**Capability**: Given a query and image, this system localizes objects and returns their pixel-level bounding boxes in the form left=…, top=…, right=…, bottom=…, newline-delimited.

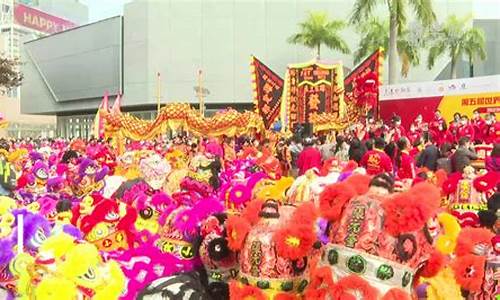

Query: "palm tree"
left=427, top=15, right=487, bottom=79
left=351, top=0, right=436, bottom=84
left=288, top=11, right=350, bottom=59
left=463, top=27, right=487, bottom=77
left=354, top=18, right=421, bottom=77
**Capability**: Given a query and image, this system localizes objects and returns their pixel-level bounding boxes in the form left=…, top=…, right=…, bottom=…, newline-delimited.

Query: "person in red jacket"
left=297, top=137, right=322, bottom=175
left=471, top=109, right=486, bottom=143
left=430, top=110, right=445, bottom=133
left=458, top=115, right=475, bottom=142
left=388, top=115, right=406, bottom=143
left=407, top=123, right=421, bottom=145
left=432, top=122, right=448, bottom=146
left=395, top=137, right=416, bottom=179
left=360, top=137, right=393, bottom=175
left=411, top=114, right=426, bottom=134
left=448, top=112, right=462, bottom=144
left=484, top=113, right=500, bottom=144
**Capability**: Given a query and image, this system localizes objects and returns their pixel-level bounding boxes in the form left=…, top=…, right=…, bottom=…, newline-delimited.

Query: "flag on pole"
left=250, top=56, right=284, bottom=129
left=344, top=48, right=384, bottom=117
left=93, top=91, right=109, bottom=138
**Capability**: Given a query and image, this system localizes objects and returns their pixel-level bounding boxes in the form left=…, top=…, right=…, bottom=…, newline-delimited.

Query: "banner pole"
left=157, top=72, right=161, bottom=114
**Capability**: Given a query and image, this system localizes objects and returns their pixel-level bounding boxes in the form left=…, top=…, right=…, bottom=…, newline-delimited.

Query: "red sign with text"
left=14, top=4, right=76, bottom=34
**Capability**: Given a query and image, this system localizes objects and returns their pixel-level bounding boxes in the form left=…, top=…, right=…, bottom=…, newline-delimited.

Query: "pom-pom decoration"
left=454, top=227, right=494, bottom=257
left=304, top=266, right=336, bottom=300
left=381, top=288, right=411, bottom=300
left=382, top=182, right=440, bottom=236
left=343, top=173, right=371, bottom=195
left=228, top=184, right=252, bottom=205
left=451, top=254, right=486, bottom=292
left=225, top=215, right=250, bottom=251
left=333, top=275, right=379, bottom=300
left=319, top=182, right=357, bottom=221
left=274, top=225, right=316, bottom=260
left=241, top=199, right=264, bottom=225
left=418, top=250, right=448, bottom=278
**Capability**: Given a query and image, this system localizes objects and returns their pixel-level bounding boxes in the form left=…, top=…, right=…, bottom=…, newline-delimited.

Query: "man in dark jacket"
left=451, top=136, right=478, bottom=173
left=416, top=133, right=439, bottom=171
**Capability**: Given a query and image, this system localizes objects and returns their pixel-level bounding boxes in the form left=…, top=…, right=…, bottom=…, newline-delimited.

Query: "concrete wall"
left=474, top=19, right=500, bottom=77
left=122, top=0, right=475, bottom=108
left=21, top=0, right=478, bottom=115
left=21, top=16, right=122, bottom=114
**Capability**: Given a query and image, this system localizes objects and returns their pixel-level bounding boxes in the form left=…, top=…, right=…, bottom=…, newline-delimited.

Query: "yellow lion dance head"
left=11, top=233, right=125, bottom=300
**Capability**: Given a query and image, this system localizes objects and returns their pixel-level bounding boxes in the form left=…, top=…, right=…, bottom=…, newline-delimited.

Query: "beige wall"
left=0, top=95, right=55, bottom=138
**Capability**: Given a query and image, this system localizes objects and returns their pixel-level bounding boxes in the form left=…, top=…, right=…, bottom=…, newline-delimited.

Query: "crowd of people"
left=283, top=110, right=500, bottom=180
left=0, top=110, right=497, bottom=300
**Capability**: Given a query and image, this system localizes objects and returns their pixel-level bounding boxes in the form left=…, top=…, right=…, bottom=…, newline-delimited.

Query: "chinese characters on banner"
left=285, top=62, right=344, bottom=129
left=251, top=56, right=284, bottom=129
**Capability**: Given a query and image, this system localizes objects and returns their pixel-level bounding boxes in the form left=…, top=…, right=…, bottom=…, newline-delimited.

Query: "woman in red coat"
left=448, top=112, right=462, bottom=144
left=396, top=137, right=416, bottom=180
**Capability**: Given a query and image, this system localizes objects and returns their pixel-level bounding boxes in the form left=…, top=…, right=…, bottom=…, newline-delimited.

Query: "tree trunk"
left=451, top=57, right=457, bottom=79
left=317, top=44, right=321, bottom=60
left=388, top=12, right=398, bottom=84
left=469, top=55, right=474, bottom=77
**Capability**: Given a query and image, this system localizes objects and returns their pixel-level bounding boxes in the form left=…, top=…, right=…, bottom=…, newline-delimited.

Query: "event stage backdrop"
left=379, top=75, right=500, bottom=128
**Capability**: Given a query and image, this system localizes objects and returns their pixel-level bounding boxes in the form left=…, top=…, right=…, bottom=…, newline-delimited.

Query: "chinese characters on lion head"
left=310, top=173, right=446, bottom=299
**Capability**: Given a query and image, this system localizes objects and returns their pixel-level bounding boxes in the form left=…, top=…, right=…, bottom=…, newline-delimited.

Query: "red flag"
left=344, top=48, right=384, bottom=117
left=251, top=56, right=284, bottom=129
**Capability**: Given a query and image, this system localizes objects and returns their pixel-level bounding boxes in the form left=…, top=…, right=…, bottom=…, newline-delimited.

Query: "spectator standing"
left=416, top=133, right=439, bottom=171
left=458, top=115, right=475, bottom=143
left=396, top=137, right=416, bottom=179
left=360, top=137, right=393, bottom=175
left=485, top=143, right=500, bottom=172
left=297, top=137, right=321, bottom=175
left=288, top=138, right=303, bottom=177
left=348, top=138, right=367, bottom=163
left=471, top=109, right=486, bottom=144
left=436, top=142, right=453, bottom=174
left=318, top=135, right=335, bottom=161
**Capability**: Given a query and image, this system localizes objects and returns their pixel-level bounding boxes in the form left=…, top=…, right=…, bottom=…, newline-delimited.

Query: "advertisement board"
left=379, top=75, right=500, bottom=128
left=14, top=4, right=76, bottom=35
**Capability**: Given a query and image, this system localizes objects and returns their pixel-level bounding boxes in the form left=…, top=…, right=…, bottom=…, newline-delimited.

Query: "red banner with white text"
left=14, top=4, right=76, bottom=35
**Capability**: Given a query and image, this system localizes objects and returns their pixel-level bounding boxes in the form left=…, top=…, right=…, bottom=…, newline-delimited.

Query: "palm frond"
left=427, top=14, right=486, bottom=70
left=350, top=0, right=379, bottom=24
left=325, top=33, right=351, bottom=54
left=353, top=17, right=388, bottom=63
left=427, top=42, right=446, bottom=69
left=288, top=11, right=350, bottom=56
left=463, top=27, right=487, bottom=61
left=410, top=0, right=436, bottom=27
left=389, top=0, right=407, bottom=33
